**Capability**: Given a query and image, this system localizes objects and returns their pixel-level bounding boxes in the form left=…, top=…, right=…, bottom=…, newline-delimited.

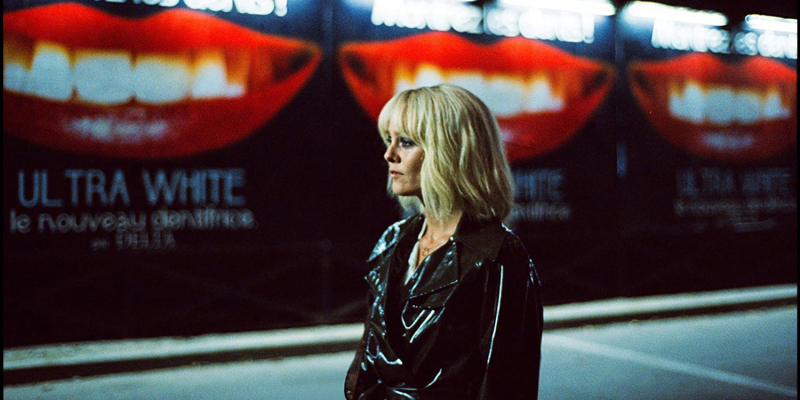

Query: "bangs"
left=377, top=90, right=425, bottom=144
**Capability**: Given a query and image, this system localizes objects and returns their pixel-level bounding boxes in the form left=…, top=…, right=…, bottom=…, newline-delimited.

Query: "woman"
left=345, top=84, right=543, bottom=400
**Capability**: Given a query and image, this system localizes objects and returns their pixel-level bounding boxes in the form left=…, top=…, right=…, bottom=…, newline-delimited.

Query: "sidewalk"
left=4, top=284, right=796, bottom=385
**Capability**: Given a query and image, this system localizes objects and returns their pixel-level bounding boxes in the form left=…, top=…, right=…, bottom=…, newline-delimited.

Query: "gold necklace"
left=420, top=236, right=448, bottom=257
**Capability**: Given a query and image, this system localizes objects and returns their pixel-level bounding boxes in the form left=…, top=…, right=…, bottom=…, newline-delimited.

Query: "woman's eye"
left=399, top=138, right=416, bottom=148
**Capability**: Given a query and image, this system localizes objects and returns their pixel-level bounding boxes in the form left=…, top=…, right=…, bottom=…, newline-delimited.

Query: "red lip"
left=338, top=32, right=614, bottom=162
left=629, top=53, right=797, bottom=162
left=3, top=3, right=322, bottom=158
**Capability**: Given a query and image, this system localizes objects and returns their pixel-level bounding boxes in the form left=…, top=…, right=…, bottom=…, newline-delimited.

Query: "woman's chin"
left=391, top=187, right=421, bottom=198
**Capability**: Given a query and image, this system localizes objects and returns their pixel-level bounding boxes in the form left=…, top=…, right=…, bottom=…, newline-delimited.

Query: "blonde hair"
left=377, top=84, right=514, bottom=223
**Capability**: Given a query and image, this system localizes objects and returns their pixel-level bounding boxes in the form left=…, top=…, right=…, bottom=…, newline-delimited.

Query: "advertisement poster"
left=333, top=0, right=619, bottom=302
left=616, top=4, right=797, bottom=293
left=3, top=0, right=335, bottom=346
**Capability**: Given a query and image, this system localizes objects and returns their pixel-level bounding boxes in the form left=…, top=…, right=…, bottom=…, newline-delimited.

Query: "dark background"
left=4, top=0, right=797, bottom=348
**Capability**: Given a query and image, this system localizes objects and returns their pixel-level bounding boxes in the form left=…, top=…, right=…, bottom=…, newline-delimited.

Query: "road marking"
left=546, top=335, right=798, bottom=398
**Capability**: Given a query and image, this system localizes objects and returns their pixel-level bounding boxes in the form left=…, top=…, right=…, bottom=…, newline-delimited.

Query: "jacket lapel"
left=404, top=217, right=507, bottom=301
left=405, top=244, right=459, bottom=301
left=365, top=214, right=425, bottom=297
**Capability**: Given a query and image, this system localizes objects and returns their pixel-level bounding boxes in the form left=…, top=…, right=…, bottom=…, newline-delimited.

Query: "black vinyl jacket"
left=345, top=214, right=543, bottom=400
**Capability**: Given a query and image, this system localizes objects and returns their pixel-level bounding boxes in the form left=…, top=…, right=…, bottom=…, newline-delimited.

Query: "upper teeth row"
left=3, top=37, right=248, bottom=105
left=669, top=80, right=791, bottom=125
left=394, top=63, right=566, bottom=117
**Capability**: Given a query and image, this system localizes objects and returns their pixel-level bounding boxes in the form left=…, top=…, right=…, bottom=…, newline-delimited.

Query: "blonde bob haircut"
left=377, top=83, right=514, bottom=223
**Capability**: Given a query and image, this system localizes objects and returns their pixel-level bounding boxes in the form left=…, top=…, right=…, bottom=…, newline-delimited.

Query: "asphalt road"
left=4, top=305, right=796, bottom=400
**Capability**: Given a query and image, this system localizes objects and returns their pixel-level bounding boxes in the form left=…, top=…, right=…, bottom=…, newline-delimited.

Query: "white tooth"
left=225, top=49, right=250, bottom=96
left=394, top=77, right=414, bottom=94
left=447, top=72, right=487, bottom=100
left=394, top=79, right=414, bottom=94
left=733, top=90, right=761, bottom=124
left=526, top=77, right=563, bottom=112
left=4, top=63, right=27, bottom=93
left=27, top=41, right=72, bottom=101
left=414, top=64, right=444, bottom=88
left=74, top=49, right=133, bottom=105
left=192, top=49, right=228, bottom=99
left=393, top=63, right=415, bottom=94
left=705, top=86, right=734, bottom=125
left=669, top=82, right=703, bottom=123
left=223, top=84, right=245, bottom=98
left=3, top=36, right=31, bottom=93
left=762, top=90, right=789, bottom=120
left=484, top=76, right=524, bottom=117
left=133, top=53, right=190, bottom=104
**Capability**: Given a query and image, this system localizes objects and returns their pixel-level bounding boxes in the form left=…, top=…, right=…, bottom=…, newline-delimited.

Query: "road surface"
left=4, top=305, right=796, bottom=400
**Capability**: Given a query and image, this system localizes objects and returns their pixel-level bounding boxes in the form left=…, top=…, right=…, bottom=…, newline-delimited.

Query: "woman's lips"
left=3, top=3, right=322, bottom=158
left=338, top=31, right=615, bottom=162
left=629, top=53, right=797, bottom=162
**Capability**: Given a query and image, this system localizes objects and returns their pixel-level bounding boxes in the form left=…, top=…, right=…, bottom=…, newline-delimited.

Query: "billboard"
left=618, top=3, right=797, bottom=232
left=615, top=3, right=797, bottom=296
left=3, top=0, right=336, bottom=346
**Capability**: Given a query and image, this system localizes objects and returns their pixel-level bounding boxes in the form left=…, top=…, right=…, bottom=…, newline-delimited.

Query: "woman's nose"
left=384, top=143, right=398, bottom=163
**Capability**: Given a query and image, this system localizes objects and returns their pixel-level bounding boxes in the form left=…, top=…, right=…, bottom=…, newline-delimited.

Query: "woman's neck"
left=422, top=209, right=463, bottom=242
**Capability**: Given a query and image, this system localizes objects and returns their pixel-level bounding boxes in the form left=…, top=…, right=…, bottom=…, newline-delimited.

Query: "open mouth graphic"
left=338, top=31, right=614, bottom=162
left=3, top=3, right=322, bottom=158
left=629, top=53, right=797, bottom=162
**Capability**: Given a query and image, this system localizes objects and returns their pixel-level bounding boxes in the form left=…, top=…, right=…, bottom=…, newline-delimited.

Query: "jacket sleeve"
left=344, top=291, right=380, bottom=400
left=346, top=222, right=399, bottom=399
left=477, top=238, right=543, bottom=400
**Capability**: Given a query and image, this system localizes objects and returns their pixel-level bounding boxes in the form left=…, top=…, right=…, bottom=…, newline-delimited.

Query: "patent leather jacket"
left=345, top=214, right=543, bottom=400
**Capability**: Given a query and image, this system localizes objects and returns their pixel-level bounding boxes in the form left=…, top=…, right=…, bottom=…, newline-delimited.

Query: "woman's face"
left=384, top=119, right=424, bottom=198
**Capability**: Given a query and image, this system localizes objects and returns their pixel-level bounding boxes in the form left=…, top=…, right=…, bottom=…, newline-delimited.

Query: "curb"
left=4, top=284, right=796, bottom=385
left=542, top=284, right=797, bottom=329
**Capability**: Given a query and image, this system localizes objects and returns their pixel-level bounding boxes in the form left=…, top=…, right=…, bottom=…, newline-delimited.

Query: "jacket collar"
left=392, top=213, right=507, bottom=260
left=452, top=215, right=507, bottom=263
left=367, top=214, right=507, bottom=299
